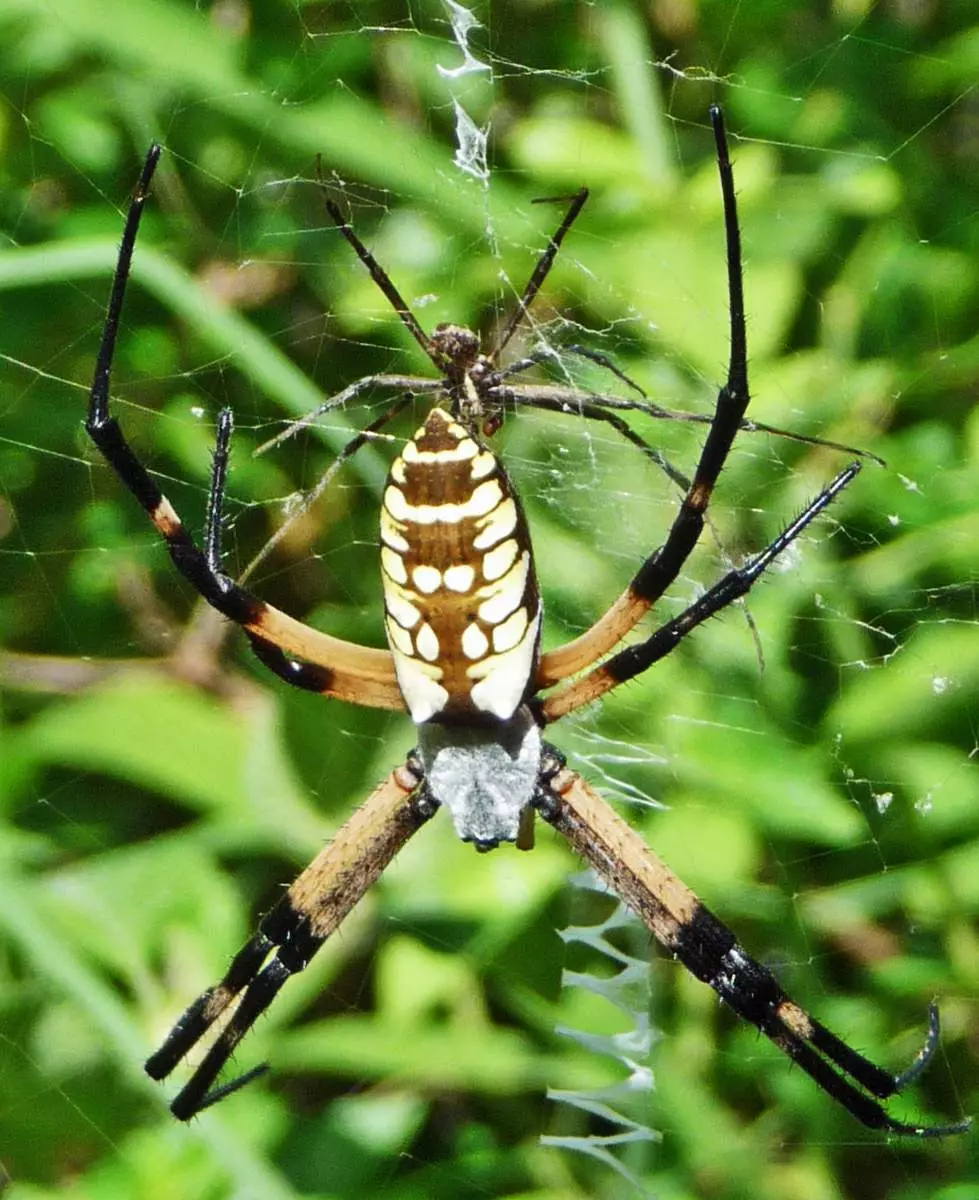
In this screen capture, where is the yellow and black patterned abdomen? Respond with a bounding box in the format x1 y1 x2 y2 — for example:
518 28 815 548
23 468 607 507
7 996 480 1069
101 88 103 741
380 408 541 723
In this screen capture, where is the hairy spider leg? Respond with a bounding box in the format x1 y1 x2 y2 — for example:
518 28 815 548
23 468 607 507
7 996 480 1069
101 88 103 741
321 178 589 371
491 187 589 359
506 388 693 493
255 374 441 457
538 461 859 722
262 178 591 492
495 380 884 465
240 392 419 587
85 148 404 710
535 758 970 1138
145 762 434 1119
320 182 434 363
534 106 778 690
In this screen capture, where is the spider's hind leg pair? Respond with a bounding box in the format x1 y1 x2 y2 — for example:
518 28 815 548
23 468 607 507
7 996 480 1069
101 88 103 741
87 109 968 1135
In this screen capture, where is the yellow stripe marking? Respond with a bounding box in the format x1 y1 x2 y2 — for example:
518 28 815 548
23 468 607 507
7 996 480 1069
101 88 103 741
462 623 490 660
477 554 530 624
402 437 478 464
412 565 442 594
482 538 518 582
384 485 410 522
492 607 529 653
395 660 449 724
415 623 440 662
443 564 475 593
471 451 496 480
380 508 410 552
468 612 541 718
380 546 408 585
473 497 517 550
385 588 422 630
385 617 415 656
384 480 503 525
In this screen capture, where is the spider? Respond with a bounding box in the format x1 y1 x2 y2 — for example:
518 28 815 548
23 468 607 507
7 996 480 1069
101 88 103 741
86 107 968 1136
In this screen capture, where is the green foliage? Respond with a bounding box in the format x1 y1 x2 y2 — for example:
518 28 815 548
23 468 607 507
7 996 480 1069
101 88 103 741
1 2 978 1197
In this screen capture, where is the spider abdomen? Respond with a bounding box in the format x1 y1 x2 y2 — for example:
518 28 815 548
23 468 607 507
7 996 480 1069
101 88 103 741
380 407 541 724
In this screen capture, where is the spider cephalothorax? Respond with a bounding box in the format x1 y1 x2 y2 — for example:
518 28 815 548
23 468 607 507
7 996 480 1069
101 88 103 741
86 109 968 1136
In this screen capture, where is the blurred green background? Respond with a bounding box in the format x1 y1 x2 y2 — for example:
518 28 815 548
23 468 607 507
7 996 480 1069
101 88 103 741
1 1 978 1197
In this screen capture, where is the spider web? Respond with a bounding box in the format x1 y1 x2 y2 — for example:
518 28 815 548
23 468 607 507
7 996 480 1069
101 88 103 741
0 2 976 1196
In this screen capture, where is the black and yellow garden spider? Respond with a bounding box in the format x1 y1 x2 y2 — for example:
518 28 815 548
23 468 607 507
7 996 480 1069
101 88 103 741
86 107 968 1136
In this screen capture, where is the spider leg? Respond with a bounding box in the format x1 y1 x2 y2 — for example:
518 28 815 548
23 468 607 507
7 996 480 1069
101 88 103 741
538 461 859 721
529 105 868 712
255 374 440 456
491 188 589 361
319 180 435 365
146 760 435 1120
545 389 885 465
487 342 655 400
535 756 970 1137
507 389 692 493
240 391 418 586
530 106 753 689
491 313 881 465
498 389 775 680
86 146 404 709
493 384 876 685
485 347 690 493
503 384 884 466
562 343 651 398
